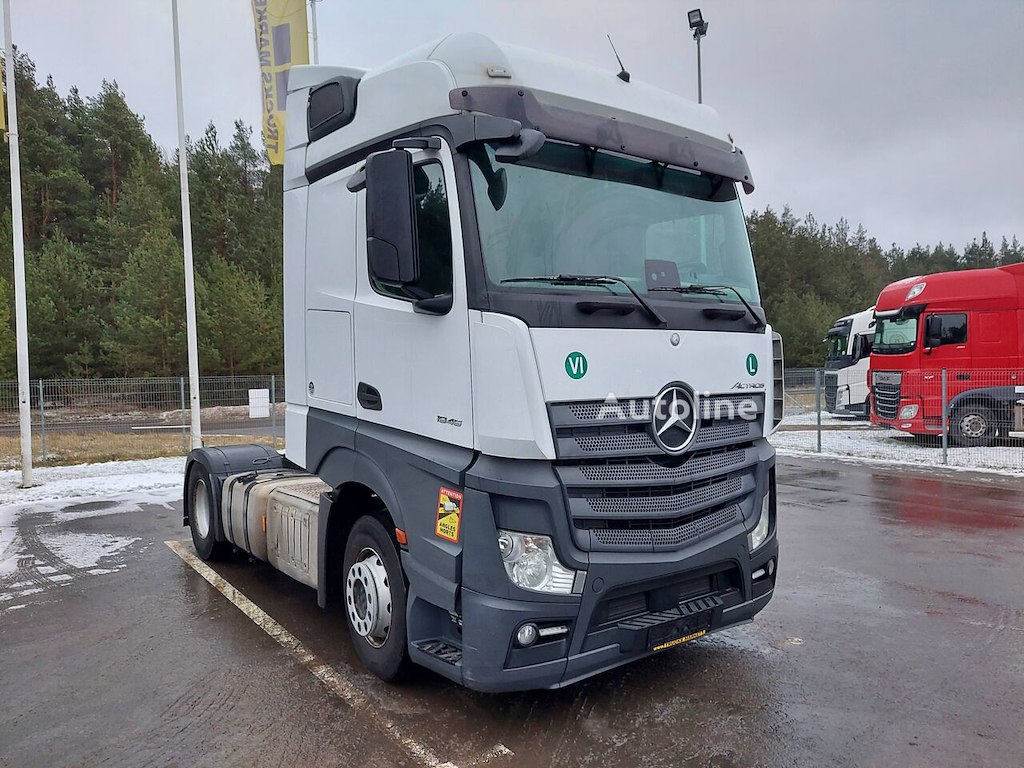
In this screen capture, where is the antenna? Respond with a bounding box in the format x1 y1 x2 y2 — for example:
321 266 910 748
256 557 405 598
606 35 631 83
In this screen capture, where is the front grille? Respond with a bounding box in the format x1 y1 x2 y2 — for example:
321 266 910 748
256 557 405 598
575 428 657 454
577 447 747 484
587 504 741 549
569 399 649 422
583 476 743 517
872 373 902 420
825 373 838 411
549 394 764 552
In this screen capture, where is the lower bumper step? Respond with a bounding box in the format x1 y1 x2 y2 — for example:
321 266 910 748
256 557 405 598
414 639 463 665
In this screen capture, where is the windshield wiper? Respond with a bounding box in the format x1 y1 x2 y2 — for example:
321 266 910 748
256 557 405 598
502 275 667 327
650 284 766 330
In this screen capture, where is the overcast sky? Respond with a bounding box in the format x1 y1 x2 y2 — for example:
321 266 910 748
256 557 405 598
4 0 1023 251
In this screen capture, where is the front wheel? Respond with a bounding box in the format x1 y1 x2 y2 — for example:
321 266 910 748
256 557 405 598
950 403 996 448
342 515 411 682
186 464 230 561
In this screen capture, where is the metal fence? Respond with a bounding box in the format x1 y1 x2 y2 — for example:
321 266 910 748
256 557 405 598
0 375 284 468
3 369 1021 475
778 367 1024 473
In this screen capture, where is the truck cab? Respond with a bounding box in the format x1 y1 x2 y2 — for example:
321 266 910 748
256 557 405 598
183 33 783 692
870 264 1024 446
824 306 874 417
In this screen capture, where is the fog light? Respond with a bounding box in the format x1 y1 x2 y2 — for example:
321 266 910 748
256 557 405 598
516 623 538 647
767 558 775 576
899 404 919 419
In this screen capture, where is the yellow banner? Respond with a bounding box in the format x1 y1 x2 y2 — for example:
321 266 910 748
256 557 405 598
251 0 309 164
1 63 7 134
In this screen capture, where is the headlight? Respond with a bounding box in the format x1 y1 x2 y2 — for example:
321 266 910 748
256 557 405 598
899 404 919 419
748 493 771 552
497 530 579 594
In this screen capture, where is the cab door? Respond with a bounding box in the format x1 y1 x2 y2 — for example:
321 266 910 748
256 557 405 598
922 312 971 416
352 141 474 448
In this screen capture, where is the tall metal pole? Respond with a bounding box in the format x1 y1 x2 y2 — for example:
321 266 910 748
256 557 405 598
309 0 320 65
3 0 33 486
941 368 949 465
695 34 702 104
171 0 202 451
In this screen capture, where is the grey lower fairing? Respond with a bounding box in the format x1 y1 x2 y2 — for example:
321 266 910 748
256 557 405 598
305 408 475 614
306 408 777 690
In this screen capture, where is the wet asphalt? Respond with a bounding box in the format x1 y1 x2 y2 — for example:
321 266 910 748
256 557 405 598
1 456 1022 768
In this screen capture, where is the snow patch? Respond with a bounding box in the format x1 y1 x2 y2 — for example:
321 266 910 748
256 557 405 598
772 428 1024 476
35 531 139 570
0 457 184 507
0 458 184 604
781 411 866 426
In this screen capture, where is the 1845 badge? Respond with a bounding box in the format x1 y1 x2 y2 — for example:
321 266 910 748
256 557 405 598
435 487 463 543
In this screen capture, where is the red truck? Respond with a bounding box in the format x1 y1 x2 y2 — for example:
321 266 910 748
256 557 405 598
869 263 1024 446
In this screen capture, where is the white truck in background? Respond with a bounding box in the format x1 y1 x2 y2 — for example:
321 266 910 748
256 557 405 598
824 306 874 417
182 33 782 692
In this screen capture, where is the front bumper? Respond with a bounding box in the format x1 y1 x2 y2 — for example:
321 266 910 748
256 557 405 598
457 530 778 692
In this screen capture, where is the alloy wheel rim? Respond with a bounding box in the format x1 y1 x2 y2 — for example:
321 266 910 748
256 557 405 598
345 547 392 648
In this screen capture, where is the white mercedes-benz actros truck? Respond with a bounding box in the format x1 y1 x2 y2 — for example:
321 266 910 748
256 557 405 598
824 306 874 417
182 33 782 692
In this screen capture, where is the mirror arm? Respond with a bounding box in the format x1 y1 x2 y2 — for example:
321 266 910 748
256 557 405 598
414 293 454 315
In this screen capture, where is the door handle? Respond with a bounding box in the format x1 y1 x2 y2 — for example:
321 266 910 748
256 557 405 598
357 382 382 410
956 373 970 381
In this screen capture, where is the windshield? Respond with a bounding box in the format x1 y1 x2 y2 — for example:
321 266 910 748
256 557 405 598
826 331 850 360
468 141 759 304
873 316 918 354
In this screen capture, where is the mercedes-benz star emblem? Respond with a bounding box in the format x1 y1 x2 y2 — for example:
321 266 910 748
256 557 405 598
651 384 698 455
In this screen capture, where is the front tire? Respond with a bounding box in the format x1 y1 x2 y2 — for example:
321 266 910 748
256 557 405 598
186 464 230 561
950 403 996 448
343 515 411 682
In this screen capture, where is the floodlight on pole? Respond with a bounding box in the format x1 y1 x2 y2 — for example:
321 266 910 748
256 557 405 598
688 8 708 104
3 0 34 487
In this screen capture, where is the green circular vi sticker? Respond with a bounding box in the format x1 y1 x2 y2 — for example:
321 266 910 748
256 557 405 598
746 353 759 376
565 351 588 380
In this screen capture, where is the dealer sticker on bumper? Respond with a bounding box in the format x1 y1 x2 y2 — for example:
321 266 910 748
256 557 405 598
652 629 707 652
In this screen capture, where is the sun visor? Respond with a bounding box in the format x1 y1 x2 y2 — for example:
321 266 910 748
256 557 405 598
450 86 754 193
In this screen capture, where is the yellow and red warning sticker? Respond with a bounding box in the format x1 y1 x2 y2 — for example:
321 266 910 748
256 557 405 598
435 486 463 543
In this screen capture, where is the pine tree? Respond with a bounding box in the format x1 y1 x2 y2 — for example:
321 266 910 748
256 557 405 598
104 230 193 376
202 253 273 375
26 232 103 376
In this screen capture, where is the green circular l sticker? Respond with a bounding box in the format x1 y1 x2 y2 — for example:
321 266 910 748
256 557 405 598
746 353 759 376
565 351 588 379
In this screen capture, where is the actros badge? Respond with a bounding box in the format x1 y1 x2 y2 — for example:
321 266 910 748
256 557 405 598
651 384 699 455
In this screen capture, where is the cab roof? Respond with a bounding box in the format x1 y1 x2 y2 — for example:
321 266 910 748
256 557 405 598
286 33 745 190
875 263 1024 313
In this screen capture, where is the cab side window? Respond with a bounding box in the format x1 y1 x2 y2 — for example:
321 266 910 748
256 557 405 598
372 162 452 300
935 313 967 345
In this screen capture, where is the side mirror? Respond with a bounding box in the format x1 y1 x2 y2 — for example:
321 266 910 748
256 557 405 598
365 149 419 286
924 315 942 348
